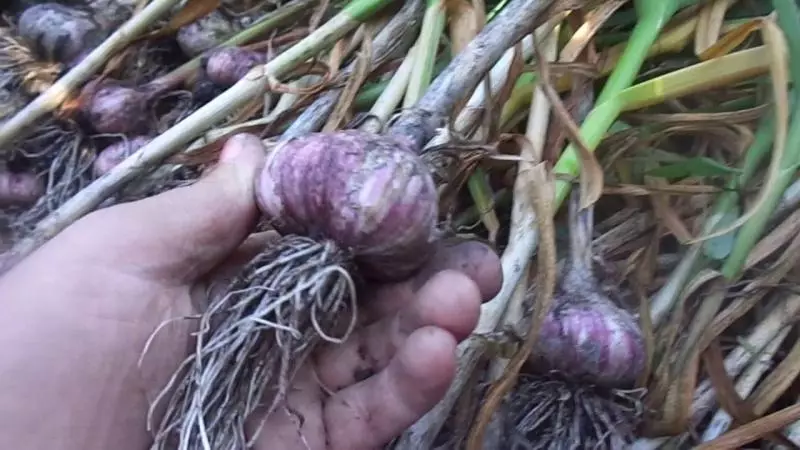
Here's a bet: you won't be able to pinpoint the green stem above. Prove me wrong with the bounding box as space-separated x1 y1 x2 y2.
343 0 392 20
773 0 800 89
721 94 800 279
404 0 447 107
552 0 719 208
597 0 679 104
719 0 800 278
466 168 500 239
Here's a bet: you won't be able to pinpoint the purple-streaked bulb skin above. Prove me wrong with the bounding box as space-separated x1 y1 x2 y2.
93 136 152 177
204 47 267 87
535 292 646 387
533 190 645 387
0 171 44 206
80 80 168 134
255 130 439 282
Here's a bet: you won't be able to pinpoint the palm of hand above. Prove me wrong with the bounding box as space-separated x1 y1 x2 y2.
0 135 502 450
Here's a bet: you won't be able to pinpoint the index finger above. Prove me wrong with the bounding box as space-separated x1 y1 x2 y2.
359 239 503 324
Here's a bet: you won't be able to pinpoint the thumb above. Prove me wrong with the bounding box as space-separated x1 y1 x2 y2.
56 133 267 283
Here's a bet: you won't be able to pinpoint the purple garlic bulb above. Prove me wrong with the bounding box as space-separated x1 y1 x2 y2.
203 47 267 87
79 79 169 134
535 293 646 387
255 130 439 282
0 170 44 206
93 136 152 177
177 10 236 57
17 3 109 64
531 191 645 387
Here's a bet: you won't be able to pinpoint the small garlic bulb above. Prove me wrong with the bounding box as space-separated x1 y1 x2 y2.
203 47 267 87
93 136 152 177
17 3 108 64
0 170 44 206
255 130 439 282
177 10 236 58
531 191 645 387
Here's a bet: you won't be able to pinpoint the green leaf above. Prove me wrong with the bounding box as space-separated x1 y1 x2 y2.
646 156 742 180
703 204 741 261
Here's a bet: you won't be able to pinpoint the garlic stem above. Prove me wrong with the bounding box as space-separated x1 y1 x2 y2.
403 0 447 108
359 44 418 133
394 14 562 448
281 0 425 139
487 23 559 380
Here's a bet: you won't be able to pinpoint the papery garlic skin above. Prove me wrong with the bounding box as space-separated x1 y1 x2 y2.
203 47 267 87
535 291 646 387
256 130 439 282
93 136 152 177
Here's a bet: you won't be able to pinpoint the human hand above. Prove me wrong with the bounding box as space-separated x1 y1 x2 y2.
0 134 502 450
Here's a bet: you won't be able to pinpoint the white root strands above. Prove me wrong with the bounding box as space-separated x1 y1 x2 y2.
148 236 358 450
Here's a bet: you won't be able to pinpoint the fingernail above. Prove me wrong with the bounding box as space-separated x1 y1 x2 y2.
219 133 266 187
220 133 263 164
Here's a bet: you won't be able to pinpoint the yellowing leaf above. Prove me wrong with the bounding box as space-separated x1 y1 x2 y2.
698 16 763 60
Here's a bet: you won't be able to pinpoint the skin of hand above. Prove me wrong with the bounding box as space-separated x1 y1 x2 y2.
0 133 503 450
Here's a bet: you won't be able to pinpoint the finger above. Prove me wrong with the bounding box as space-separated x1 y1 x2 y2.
314 270 481 391
361 239 502 324
48 134 266 283
190 230 280 311
209 230 280 280
323 326 457 450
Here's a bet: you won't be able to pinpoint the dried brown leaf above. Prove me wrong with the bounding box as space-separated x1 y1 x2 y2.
533 40 603 209
486 41 525 142
647 350 700 436
632 228 658 388
323 26 374 131
466 163 557 450
559 0 628 62
744 208 800 270
703 232 800 358
696 403 800 450
698 13 762 60
751 337 800 416
703 340 798 447
694 0 738 57
604 183 724 196
445 0 483 54
646 177 694 244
